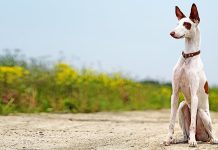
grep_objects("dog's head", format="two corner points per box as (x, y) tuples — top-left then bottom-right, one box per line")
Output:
(170, 3), (200, 39)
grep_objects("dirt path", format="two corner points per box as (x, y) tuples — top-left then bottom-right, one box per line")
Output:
(1, 110), (218, 150)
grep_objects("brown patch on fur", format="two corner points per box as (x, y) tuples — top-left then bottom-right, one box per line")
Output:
(183, 22), (192, 30)
(175, 6), (186, 20)
(189, 3), (200, 23)
(204, 81), (209, 94)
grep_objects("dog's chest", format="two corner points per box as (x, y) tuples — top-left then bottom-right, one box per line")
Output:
(178, 65), (192, 102)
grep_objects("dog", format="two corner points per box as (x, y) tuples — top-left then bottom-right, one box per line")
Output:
(163, 3), (218, 147)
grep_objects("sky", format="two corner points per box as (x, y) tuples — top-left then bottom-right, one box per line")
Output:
(0, 0), (218, 85)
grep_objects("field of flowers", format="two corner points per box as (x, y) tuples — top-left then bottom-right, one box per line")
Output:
(0, 50), (218, 115)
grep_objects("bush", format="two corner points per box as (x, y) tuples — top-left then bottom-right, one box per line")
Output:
(0, 50), (217, 114)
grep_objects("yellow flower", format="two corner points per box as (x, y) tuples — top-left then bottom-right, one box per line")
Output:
(55, 63), (78, 85)
(0, 66), (29, 84)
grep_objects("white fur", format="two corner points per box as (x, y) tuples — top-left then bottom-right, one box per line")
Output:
(164, 5), (218, 147)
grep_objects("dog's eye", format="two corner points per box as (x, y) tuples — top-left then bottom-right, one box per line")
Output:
(183, 22), (192, 30)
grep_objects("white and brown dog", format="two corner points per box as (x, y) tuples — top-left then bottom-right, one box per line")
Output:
(164, 3), (218, 147)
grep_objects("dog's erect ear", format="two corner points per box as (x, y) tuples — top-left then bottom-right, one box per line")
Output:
(175, 6), (186, 20)
(189, 3), (200, 23)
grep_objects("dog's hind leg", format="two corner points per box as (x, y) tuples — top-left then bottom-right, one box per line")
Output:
(174, 101), (190, 144)
(198, 109), (218, 144)
(195, 110), (210, 142)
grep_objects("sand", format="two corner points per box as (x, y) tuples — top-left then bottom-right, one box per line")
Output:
(1, 110), (218, 150)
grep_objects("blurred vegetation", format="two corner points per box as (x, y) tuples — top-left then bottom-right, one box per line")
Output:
(0, 50), (218, 115)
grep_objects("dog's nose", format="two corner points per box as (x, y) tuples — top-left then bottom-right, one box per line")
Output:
(170, 31), (175, 37)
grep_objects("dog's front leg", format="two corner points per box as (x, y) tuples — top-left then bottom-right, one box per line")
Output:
(189, 94), (198, 147)
(188, 75), (199, 147)
(163, 67), (181, 146)
(164, 90), (179, 146)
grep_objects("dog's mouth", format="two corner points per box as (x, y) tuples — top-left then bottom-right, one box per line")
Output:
(172, 34), (185, 39)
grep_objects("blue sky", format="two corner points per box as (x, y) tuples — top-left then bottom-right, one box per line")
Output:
(0, 0), (218, 85)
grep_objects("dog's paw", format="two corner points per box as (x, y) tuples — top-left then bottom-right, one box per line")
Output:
(162, 136), (176, 146)
(211, 138), (218, 144)
(189, 139), (197, 147)
(162, 140), (171, 146)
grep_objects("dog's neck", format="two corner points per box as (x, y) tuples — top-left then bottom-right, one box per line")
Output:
(184, 27), (201, 53)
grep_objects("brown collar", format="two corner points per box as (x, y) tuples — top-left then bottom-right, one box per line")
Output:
(182, 50), (200, 59)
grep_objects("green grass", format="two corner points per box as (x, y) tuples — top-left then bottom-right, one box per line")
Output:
(0, 50), (218, 115)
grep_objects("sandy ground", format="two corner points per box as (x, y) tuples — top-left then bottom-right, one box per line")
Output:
(1, 110), (218, 150)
